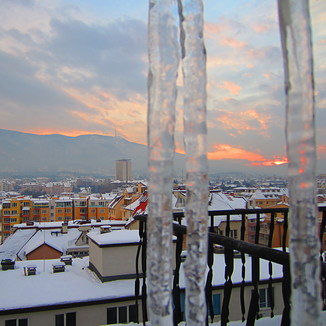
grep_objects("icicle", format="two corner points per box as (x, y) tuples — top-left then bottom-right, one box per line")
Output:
(147, 0), (180, 325)
(178, 0), (209, 325)
(277, 1), (322, 325)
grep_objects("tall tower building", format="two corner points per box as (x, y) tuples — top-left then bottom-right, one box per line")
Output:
(115, 159), (132, 182)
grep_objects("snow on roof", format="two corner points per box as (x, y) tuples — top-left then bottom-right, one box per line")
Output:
(178, 252), (283, 289)
(0, 229), (37, 261)
(250, 190), (266, 200)
(88, 230), (140, 246)
(101, 193), (117, 200)
(124, 197), (142, 212)
(17, 228), (81, 259)
(13, 219), (126, 229)
(0, 257), (135, 311)
(208, 192), (246, 211)
(0, 251), (285, 313)
(109, 316), (284, 326)
(108, 195), (123, 208)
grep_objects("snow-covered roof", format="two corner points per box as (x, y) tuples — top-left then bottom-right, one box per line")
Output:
(0, 252), (284, 313)
(208, 192), (246, 211)
(88, 230), (140, 246)
(0, 229), (37, 261)
(250, 190), (266, 200)
(13, 219), (126, 229)
(0, 257), (135, 311)
(17, 228), (81, 259)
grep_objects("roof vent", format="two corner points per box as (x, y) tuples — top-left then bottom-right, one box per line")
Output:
(24, 265), (37, 276)
(60, 255), (72, 266)
(1, 259), (15, 271)
(52, 262), (65, 273)
(100, 226), (111, 234)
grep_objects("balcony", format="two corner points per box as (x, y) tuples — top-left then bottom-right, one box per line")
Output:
(134, 206), (326, 326)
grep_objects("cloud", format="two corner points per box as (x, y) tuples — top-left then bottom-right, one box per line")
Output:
(0, 9), (148, 141)
(253, 25), (270, 33)
(218, 81), (241, 95)
(220, 37), (247, 48)
(216, 109), (271, 136)
(207, 143), (288, 166)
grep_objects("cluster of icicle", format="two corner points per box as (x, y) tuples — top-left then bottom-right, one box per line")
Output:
(278, 0), (322, 325)
(147, 0), (208, 325)
(147, 0), (322, 325)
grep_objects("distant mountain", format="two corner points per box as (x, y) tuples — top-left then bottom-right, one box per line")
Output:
(0, 129), (185, 177)
(0, 129), (292, 178)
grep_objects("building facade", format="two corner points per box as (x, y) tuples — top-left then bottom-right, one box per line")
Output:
(115, 159), (132, 182)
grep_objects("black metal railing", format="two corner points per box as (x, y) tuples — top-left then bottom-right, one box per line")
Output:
(135, 206), (326, 326)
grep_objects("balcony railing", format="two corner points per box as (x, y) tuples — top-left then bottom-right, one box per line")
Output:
(134, 206), (326, 326)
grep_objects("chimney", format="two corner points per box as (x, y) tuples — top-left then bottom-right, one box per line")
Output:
(61, 222), (68, 234)
(100, 226), (111, 234)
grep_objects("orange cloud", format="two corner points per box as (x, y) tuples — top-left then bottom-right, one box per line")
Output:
(208, 144), (288, 167)
(220, 37), (247, 48)
(218, 81), (241, 95)
(207, 57), (241, 68)
(204, 22), (224, 38)
(217, 109), (270, 135)
(253, 25), (269, 33)
(27, 129), (111, 137)
(250, 157), (288, 166)
(47, 87), (148, 144)
(208, 144), (266, 161)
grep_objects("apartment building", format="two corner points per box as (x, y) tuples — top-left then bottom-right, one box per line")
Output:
(0, 228), (284, 326)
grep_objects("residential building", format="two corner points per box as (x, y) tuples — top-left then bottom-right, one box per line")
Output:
(115, 159), (132, 182)
(0, 228), (285, 326)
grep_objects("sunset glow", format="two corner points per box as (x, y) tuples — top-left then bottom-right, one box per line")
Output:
(0, 0), (324, 173)
(208, 144), (288, 167)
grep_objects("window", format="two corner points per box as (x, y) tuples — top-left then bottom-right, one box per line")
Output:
(230, 229), (238, 239)
(259, 287), (274, 308)
(3, 210), (10, 215)
(12, 203), (18, 207)
(66, 209), (71, 213)
(107, 305), (138, 324)
(5, 319), (28, 326)
(10, 218), (17, 223)
(58, 209), (63, 214)
(55, 312), (76, 326)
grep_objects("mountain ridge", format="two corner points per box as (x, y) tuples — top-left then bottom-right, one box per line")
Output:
(0, 129), (290, 177)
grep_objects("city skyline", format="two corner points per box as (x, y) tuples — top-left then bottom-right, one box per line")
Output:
(0, 0), (325, 172)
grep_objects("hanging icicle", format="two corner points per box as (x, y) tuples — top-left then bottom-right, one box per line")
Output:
(178, 0), (209, 325)
(147, 0), (180, 325)
(278, 1), (322, 325)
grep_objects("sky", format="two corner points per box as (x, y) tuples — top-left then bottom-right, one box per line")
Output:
(0, 0), (325, 173)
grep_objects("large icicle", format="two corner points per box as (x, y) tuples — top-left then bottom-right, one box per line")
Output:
(278, 1), (322, 325)
(147, 0), (180, 325)
(178, 0), (209, 325)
